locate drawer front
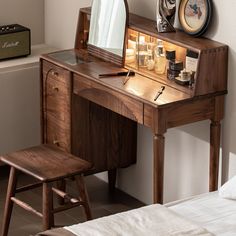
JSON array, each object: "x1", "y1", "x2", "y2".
[
  {"x1": 44, "y1": 113, "x2": 71, "y2": 152},
  {"x1": 42, "y1": 60, "x2": 71, "y2": 87},
  {"x1": 44, "y1": 76, "x2": 71, "y2": 122},
  {"x1": 41, "y1": 60, "x2": 71, "y2": 151},
  {"x1": 73, "y1": 74, "x2": 143, "y2": 123},
  {"x1": 42, "y1": 60, "x2": 71, "y2": 122}
]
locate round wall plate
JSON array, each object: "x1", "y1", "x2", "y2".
[{"x1": 178, "y1": 0, "x2": 212, "y2": 37}]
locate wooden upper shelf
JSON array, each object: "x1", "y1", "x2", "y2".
[
  {"x1": 129, "y1": 14, "x2": 226, "y2": 52},
  {"x1": 80, "y1": 7, "x2": 227, "y2": 53},
  {"x1": 78, "y1": 7, "x2": 228, "y2": 97}
]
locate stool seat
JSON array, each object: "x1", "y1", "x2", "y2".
[
  {"x1": 1, "y1": 144, "x2": 92, "y2": 182},
  {"x1": 0, "y1": 144, "x2": 93, "y2": 236}
]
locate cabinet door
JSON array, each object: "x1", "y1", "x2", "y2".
[{"x1": 42, "y1": 60, "x2": 71, "y2": 152}]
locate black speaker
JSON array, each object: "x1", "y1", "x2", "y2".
[{"x1": 0, "y1": 24, "x2": 31, "y2": 60}]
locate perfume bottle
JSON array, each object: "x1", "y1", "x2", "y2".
[
  {"x1": 136, "y1": 35, "x2": 148, "y2": 67},
  {"x1": 154, "y1": 40, "x2": 166, "y2": 74},
  {"x1": 146, "y1": 49, "x2": 155, "y2": 71}
]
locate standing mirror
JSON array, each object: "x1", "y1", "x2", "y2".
[{"x1": 88, "y1": 0, "x2": 129, "y2": 65}]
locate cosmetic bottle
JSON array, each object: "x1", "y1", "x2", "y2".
[
  {"x1": 154, "y1": 40, "x2": 166, "y2": 74},
  {"x1": 136, "y1": 36, "x2": 148, "y2": 67}
]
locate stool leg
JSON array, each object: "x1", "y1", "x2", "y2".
[
  {"x1": 56, "y1": 179, "x2": 66, "y2": 205},
  {"x1": 1, "y1": 167, "x2": 18, "y2": 236},
  {"x1": 42, "y1": 182, "x2": 54, "y2": 230},
  {"x1": 75, "y1": 175, "x2": 92, "y2": 220}
]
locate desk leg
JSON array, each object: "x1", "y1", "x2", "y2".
[
  {"x1": 153, "y1": 134, "x2": 165, "y2": 204},
  {"x1": 108, "y1": 169, "x2": 117, "y2": 192},
  {"x1": 209, "y1": 120, "x2": 221, "y2": 191}
]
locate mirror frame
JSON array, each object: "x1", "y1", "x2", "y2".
[{"x1": 75, "y1": 0, "x2": 129, "y2": 67}]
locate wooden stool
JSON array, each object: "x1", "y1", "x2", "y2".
[{"x1": 0, "y1": 144, "x2": 92, "y2": 236}]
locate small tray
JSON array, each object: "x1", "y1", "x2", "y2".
[{"x1": 174, "y1": 76, "x2": 190, "y2": 86}]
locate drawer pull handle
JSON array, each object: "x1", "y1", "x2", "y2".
[
  {"x1": 53, "y1": 140, "x2": 60, "y2": 146},
  {"x1": 52, "y1": 86, "x2": 59, "y2": 92},
  {"x1": 51, "y1": 71, "x2": 59, "y2": 77}
]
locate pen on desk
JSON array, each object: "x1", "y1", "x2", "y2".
[
  {"x1": 123, "y1": 70, "x2": 132, "y2": 85},
  {"x1": 154, "y1": 86, "x2": 165, "y2": 101},
  {"x1": 99, "y1": 70, "x2": 135, "y2": 78}
]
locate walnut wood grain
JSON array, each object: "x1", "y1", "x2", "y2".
[
  {"x1": 42, "y1": 60, "x2": 71, "y2": 87},
  {"x1": 39, "y1": 5, "x2": 228, "y2": 204},
  {"x1": 73, "y1": 74, "x2": 143, "y2": 123},
  {"x1": 128, "y1": 13, "x2": 226, "y2": 51},
  {"x1": 88, "y1": 44, "x2": 124, "y2": 67},
  {"x1": 209, "y1": 96, "x2": 224, "y2": 191},
  {"x1": 75, "y1": 175, "x2": 92, "y2": 220},
  {"x1": 74, "y1": 9, "x2": 90, "y2": 49},
  {"x1": 44, "y1": 113, "x2": 71, "y2": 152},
  {"x1": 78, "y1": 7, "x2": 226, "y2": 51},
  {"x1": 42, "y1": 60, "x2": 72, "y2": 152},
  {"x1": 210, "y1": 121, "x2": 221, "y2": 191},
  {"x1": 71, "y1": 95, "x2": 137, "y2": 174},
  {"x1": 153, "y1": 134, "x2": 165, "y2": 204},
  {"x1": 42, "y1": 182, "x2": 54, "y2": 230},
  {"x1": 0, "y1": 145, "x2": 93, "y2": 232},
  {"x1": 1, "y1": 167, "x2": 17, "y2": 236},
  {"x1": 76, "y1": 7, "x2": 228, "y2": 97},
  {"x1": 0, "y1": 145, "x2": 92, "y2": 182},
  {"x1": 194, "y1": 47, "x2": 228, "y2": 96}
]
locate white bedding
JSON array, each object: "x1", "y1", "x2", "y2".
[
  {"x1": 64, "y1": 191, "x2": 236, "y2": 236},
  {"x1": 169, "y1": 191, "x2": 236, "y2": 236},
  {"x1": 65, "y1": 204, "x2": 213, "y2": 236}
]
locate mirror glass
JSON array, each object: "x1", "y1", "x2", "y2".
[{"x1": 88, "y1": 0, "x2": 127, "y2": 57}]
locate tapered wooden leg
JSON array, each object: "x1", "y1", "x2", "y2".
[
  {"x1": 56, "y1": 179, "x2": 66, "y2": 205},
  {"x1": 153, "y1": 134, "x2": 165, "y2": 204},
  {"x1": 42, "y1": 182, "x2": 54, "y2": 230},
  {"x1": 210, "y1": 121, "x2": 221, "y2": 191},
  {"x1": 1, "y1": 167, "x2": 18, "y2": 236},
  {"x1": 75, "y1": 175, "x2": 92, "y2": 220},
  {"x1": 108, "y1": 169, "x2": 117, "y2": 192}
]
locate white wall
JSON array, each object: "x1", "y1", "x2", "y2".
[
  {"x1": 0, "y1": 0, "x2": 44, "y2": 45},
  {"x1": 0, "y1": 64, "x2": 41, "y2": 155},
  {"x1": 45, "y1": 0, "x2": 92, "y2": 49},
  {"x1": 44, "y1": 0, "x2": 235, "y2": 204}
]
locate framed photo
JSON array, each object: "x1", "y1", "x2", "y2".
[{"x1": 178, "y1": 0, "x2": 212, "y2": 37}]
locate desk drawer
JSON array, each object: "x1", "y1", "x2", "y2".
[
  {"x1": 44, "y1": 75, "x2": 71, "y2": 122},
  {"x1": 42, "y1": 60, "x2": 70, "y2": 87},
  {"x1": 42, "y1": 60, "x2": 71, "y2": 123},
  {"x1": 44, "y1": 113, "x2": 71, "y2": 152},
  {"x1": 73, "y1": 74, "x2": 143, "y2": 123}
]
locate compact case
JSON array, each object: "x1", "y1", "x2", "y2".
[{"x1": 0, "y1": 24, "x2": 31, "y2": 60}]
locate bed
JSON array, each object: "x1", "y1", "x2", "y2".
[{"x1": 37, "y1": 186, "x2": 236, "y2": 236}]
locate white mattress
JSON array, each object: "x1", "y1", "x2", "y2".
[{"x1": 169, "y1": 191, "x2": 236, "y2": 236}]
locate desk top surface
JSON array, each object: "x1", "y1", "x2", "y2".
[{"x1": 41, "y1": 49, "x2": 223, "y2": 108}]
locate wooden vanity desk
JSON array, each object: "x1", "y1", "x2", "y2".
[{"x1": 40, "y1": 8, "x2": 228, "y2": 204}]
